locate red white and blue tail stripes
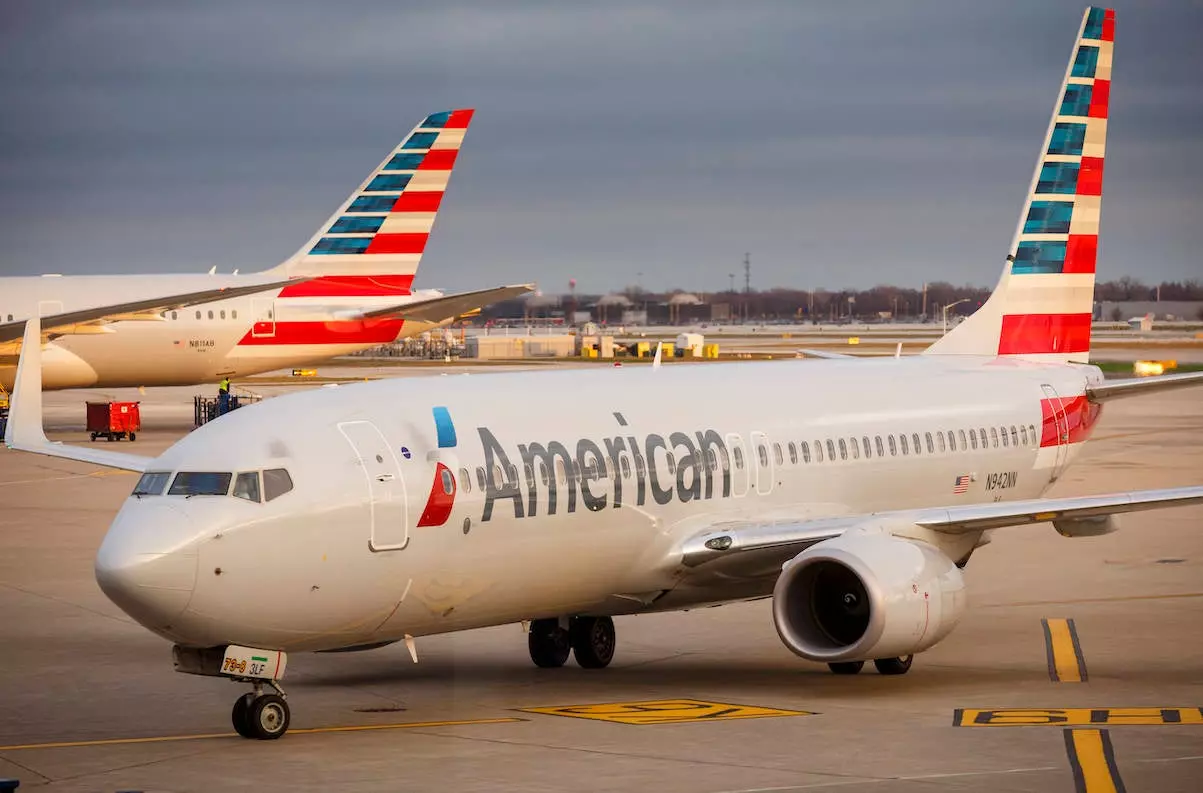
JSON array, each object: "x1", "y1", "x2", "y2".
[
  {"x1": 926, "y1": 8, "x2": 1113, "y2": 363},
  {"x1": 281, "y1": 109, "x2": 473, "y2": 284}
]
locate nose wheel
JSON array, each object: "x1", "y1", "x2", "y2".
[{"x1": 231, "y1": 682, "x2": 290, "y2": 740}]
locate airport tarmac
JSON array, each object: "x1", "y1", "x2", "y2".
[{"x1": 1, "y1": 364, "x2": 1201, "y2": 792}]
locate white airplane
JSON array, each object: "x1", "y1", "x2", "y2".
[
  {"x1": 7, "y1": 6, "x2": 1203, "y2": 742},
  {"x1": 0, "y1": 108, "x2": 533, "y2": 391}
]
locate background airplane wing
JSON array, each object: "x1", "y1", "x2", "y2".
[
  {"x1": 673, "y1": 486, "x2": 1203, "y2": 580},
  {"x1": 1086, "y1": 371, "x2": 1203, "y2": 402},
  {"x1": 360, "y1": 284, "x2": 535, "y2": 323},
  {"x1": 0, "y1": 278, "x2": 305, "y2": 354}
]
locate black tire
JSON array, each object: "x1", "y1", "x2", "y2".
[
  {"x1": 528, "y1": 619, "x2": 571, "y2": 668},
  {"x1": 571, "y1": 616, "x2": 616, "y2": 669},
  {"x1": 90, "y1": 433, "x2": 97, "y2": 442},
  {"x1": 248, "y1": 694, "x2": 290, "y2": 740},
  {"x1": 231, "y1": 693, "x2": 256, "y2": 739},
  {"x1": 828, "y1": 661, "x2": 865, "y2": 675},
  {"x1": 874, "y1": 656, "x2": 914, "y2": 676},
  {"x1": 129, "y1": 432, "x2": 136, "y2": 441}
]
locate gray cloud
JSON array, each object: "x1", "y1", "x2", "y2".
[{"x1": 1, "y1": 0, "x2": 1199, "y2": 292}]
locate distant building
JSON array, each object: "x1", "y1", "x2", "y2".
[{"x1": 1094, "y1": 301, "x2": 1203, "y2": 322}]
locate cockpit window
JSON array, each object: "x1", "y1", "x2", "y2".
[
  {"x1": 132, "y1": 471, "x2": 171, "y2": 496},
  {"x1": 262, "y1": 468, "x2": 293, "y2": 502},
  {"x1": 233, "y1": 471, "x2": 261, "y2": 503},
  {"x1": 169, "y1": 472, "x2": 232, "y2": 496}
]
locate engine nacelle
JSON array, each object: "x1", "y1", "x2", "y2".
[{"x1": 772, "y1": 532, "x2": 967, "y2": 663}]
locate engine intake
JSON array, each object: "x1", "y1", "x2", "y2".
[{"x1": 772, "y1": 532, "x2": 966, "y2": 663}]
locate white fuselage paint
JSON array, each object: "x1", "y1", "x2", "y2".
[
  {"x1": 102, "y1": 355, "x2": 1103, "y2": 653},
  {"x1": 0, "y1": 274, "x2": 443, "y2": 390}
]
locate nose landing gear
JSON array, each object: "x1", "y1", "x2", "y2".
[
  {"x1": 173, "y1": 644, "x2": 293, "y2": 740},
  {"x1": 231, "y1": 681, "x2": 291, "y2": 740}
]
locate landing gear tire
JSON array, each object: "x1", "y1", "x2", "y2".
[
  {"x1": 828, "y1": 661, "x2": 864, "y2": 675},
  {"x1": 571, "y1": 616, "x2": 615, "y2": 669},
  {"x1": 874, "y1": 655, "x2": 914, "y2": 676},
  {"x1": 231, "y1": 693, "x2": 256, "y2": 738},
  {"x1": 528, "y1": 619, "x2": 571, "y2": 668},
  {"x1": 247, "y1": 694, "x2": 290, "y2": 740}
]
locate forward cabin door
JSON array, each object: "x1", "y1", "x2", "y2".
[
  {"x1": 338, "y1": 420, "x2": 409, "y2": 551},
  {"x1": 1040, "y1": 384, "x2": 1070, "y2": 481},
  {"x1": 750, "y1": 431, "x2": 774, "y2": 496}
]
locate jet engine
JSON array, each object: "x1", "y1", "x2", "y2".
[{"x1": 772, "y1": 532, "x2": 967, "y2": 663}]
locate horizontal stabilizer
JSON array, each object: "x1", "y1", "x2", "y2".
[
  {"x1": 361, "y1": 284, "x2": 535, "y2": 323},
  {"x1": 3, "y1": 316, "x2": 151, "y2": 472},
  {"x1": 1086, "y1": 371, "x2": 1203, "y2": 402}
]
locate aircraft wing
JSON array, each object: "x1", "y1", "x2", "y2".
[
  {"x1": 4, "y1": 316, "x2": 153, "y2": 472},
  {"x1": 1086, "y1": 371, "x2": 1203, "y2": 402},
  {"x1": 0, "y1": 278, "x2": 304, "y2": 354},
  {"x1": 675, "y1": 486, "x2": 1203, "y2": 579},
  {"x1": 360, "y1": 284, "x2": 535, "y2": 323},
  {"x1": 798, "y1": 349, "x2": 857, "y2": 360}
]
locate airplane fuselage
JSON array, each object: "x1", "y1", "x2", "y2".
[
  {"x1": 100, "y1": 355, "x2": 1104, "y2": 653},
  {"x1": 0, "y1": 273, "x2": 444, "y2": 389}
]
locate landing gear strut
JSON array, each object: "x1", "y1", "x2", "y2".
[
  {"x1": 231, "y1": 680, "x2": 291, "y2": 740},
  {"x1": 527, "y1": 616, "x2": 616, "y2": 669}
]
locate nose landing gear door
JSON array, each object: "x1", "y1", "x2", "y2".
[{"x1": 338, "y1": 421, "x2": 409, "y2": 551}]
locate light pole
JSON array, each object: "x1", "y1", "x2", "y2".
[{"x1": 942, "y1": 298, "x2": 970, "y2": 335}]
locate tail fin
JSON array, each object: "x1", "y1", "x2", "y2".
[
  {"x1": 266, "y1": 109, "x2": 474, "y2": 292},
  {"x1": 925, "y1": 8, "x2": 1114, "y2": 363}
]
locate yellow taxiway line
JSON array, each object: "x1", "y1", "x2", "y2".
[
  {"x1": 1043, "y1": 618, "x2": 1089, "y2": 683},
  {"x1": 1064, "y1": 729, "x2": 1126, "y2": 792},
  {"x1": 0, "y1": 717, "x2": 524, "y2": 752}
]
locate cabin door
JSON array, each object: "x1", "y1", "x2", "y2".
[{"x1": 339, "y1": 420, "x2": 409, "y2": 551}]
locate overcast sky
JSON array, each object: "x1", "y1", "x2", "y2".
[{"x1": 1, "y1": 1, "x2": 1199, "y2": 294}]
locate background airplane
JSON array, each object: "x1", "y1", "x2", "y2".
[
  {"x1": 7, "y1": 6, "x2": 1203, "y2": 743},
  {"x1": 0, "y1": 108, "x2": 532, "y2": 390}
]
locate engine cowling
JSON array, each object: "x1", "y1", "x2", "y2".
[{"x1": 772, "y1": 532, "x2": 967, "y2": 663}]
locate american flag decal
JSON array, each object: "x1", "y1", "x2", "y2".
[{"x1": 953, "y1": 475, "x2": 971, "y2": 494}]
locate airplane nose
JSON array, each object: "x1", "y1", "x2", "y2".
[{"x1": 95, "y1": 503, "x2": 199, "y2": 629}]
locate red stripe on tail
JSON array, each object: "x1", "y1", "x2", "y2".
[
  {"x1": 390, "y1": 192, "x2": 444, "y2": 213},
  {"x1": 1088, "y1": 80, "x2": 1110, "y2": 118},
  {"x1": 998, "y1": 313, "x2": 1091, "y2": 355},
  {"x1": 1063, "y1": 235, "x2": 1098, "y2": 274},
  {"x1": 445, "y1": 109, "x2": 474, "y2": 129},
  {"x1": 365, "y1": 233, "x2": 429, "y2": 255},
  {"x1": 419, "y1": 150, "x2": 458, "y2": 170},
  {"x1": 1076, "y1": 157, "x2": 1105, "y2": 197},
  {"x1": 277, "y1": 275, "x2": 414, "y2": 298}
]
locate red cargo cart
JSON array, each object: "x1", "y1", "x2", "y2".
[{"x1": 87, "y1": 401, "x2": 141, "y2": 441}]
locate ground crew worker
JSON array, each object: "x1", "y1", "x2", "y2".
[{"x1": 217, "y1": 376, "x2": 231, "y2": 415}]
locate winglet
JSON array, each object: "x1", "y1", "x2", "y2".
[
  {"x1": 652, "y1": 342, "x2": 663, "y2": 369},
  {"x1": 5, "y1": 315, "x2": 48, "y2": 450},
  {"x1": 5, "y1": 316, "x2": 150, "y2": 472}
]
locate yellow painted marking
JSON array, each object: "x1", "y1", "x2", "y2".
[
  {"x1": 954, "y1": 708, "x2": 1203, "y2": 727},
  {"x1": 520, "y1": 699, "x2": 814, "y2": 725},
  {"x1": 1043, "y1": 618, "x2": 1087, "y2": 682},
  {"x1": 1064, "y1": 729, "x2": 1126, "y2": 793},
  {"x1": 0, "y1": 717, "x2": 523, "y2": 751}
]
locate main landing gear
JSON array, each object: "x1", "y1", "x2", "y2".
[
  {"x1": 528, "y1": 616, "x2": 616, "y2": 669},
  {"x1": 827, "y1": 655, "x2": 914, "y2": 676}
]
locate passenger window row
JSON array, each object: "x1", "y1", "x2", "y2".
[
  {"x1": 158, "y1": 309, "x2": 250, "y2": 321},
  {"x1": 451, "y1": 419, "x2": 1038, "y2": 491}
]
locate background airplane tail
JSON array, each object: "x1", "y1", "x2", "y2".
[
  {"x1": 924, "y1": 7, "x2": 1114, "y2": 363},
  {"x1": 266, "y1": 109, "x2": 474, "y2": 293}
]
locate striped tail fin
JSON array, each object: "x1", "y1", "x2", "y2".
[
  {"x1": 267, "y1": 108, "x2": 474, "y2": 293},
  {"x1": 925, "y1": 8, "x2": 1114, "y2": 363}
]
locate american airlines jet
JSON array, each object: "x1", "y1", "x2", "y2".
[
  {"x1": 0, "y1": 108, "x2": 532, "y2": 391},
  {"x1": 7, "y1": 7, "x2": 1203, "y2": 742}
]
